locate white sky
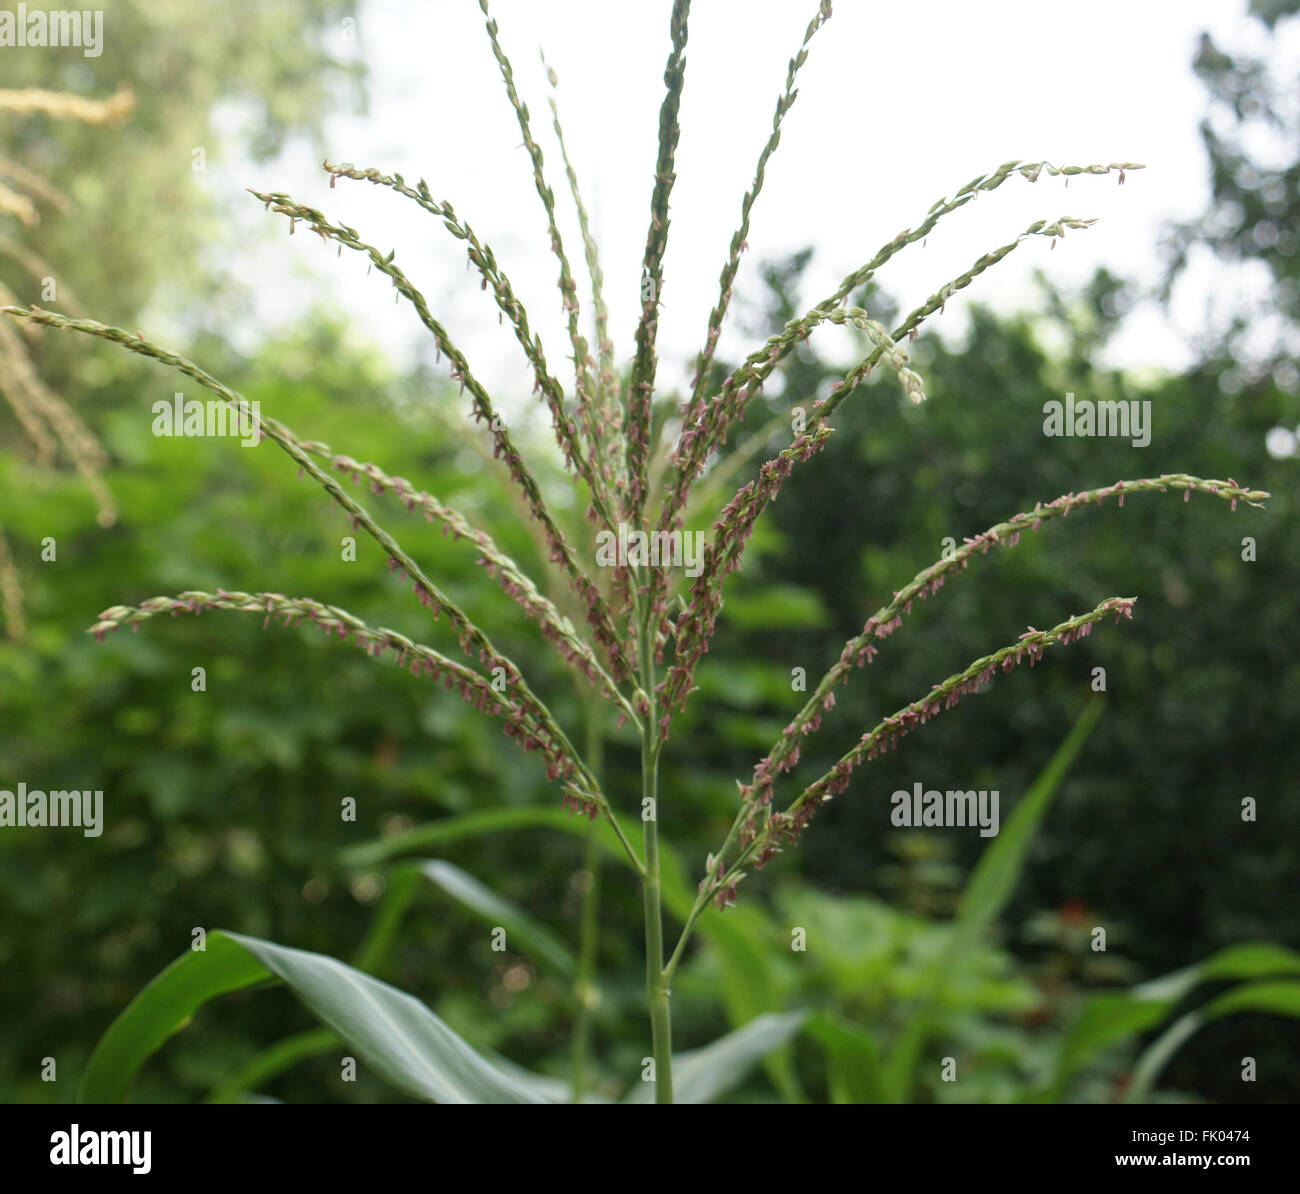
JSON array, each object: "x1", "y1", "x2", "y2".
[{"x1": 206, "y1": 0, "x2": 1281, "y2": 410}]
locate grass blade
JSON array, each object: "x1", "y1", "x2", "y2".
[
  {"x1": 624, "y1": 1010, "x2": 806, "y2": 1104},
  {"x1": 82, "y1": 931, "x2": 549, "y2": 1104},
  {"x1": 79, "y1": 933, "x2": 274, "y2": 1103},
  {"x1": 418, "y1": 859, "x2": 577, "y2": 978}
]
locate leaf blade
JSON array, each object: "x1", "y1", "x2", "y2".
[
  {"x1": 222, "y1": 932, "x2": 546, "y2": 1103},
  {"x1": 624, "y1": 1011, "x2": 808, "y2": 1104},
  {"x1": 81, "y1": 931, "x2": 547, "y2": 1104},
  {"x1": 417, "y1": 860, "x2": 576, "y2": 978},
  {"x1": 79, "y1": 934, "x2": 273, "y2": 1103}
]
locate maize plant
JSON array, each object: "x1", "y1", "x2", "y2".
[
  {"x1": 0, "y1": 83, "x2": 135, "y2": 641},
  {"x1": 5, "y1": 0, "x2": 1272, "y2": 1105}
]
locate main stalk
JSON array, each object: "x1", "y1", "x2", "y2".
[{"x1": 637, "y1": 588, "x2": 673, "y2": 1103}]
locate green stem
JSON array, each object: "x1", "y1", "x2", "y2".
[
  {"x1": 636, "y1": 587, "x2": 673, "y2": 1103},
  {"x1": 663, "y1": 801, "x2": 749, "y2": 985},
  {"x1": 571, "y1": 697, "x2": 604, "y2": 1102},
  {"x1": 601, "y1": 804, "x2": 646, "y2": 876}
]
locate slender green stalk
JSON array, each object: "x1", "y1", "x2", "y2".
[
  {"x1": 662, "y1": 798, "x2": 749, "y2": 986},
  {"x1": 571, "y1": 696, "x2": 605, "y2": 1102},
  {"x1": 603, "y1": 808, "x2": 645, "y2": 878},
  {"x1": 635, "y1": 595, "x2": 672, "y2": 1103}
]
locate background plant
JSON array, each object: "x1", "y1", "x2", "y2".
[{"x1": 0, "y1": 82, "x2": 133, "y2": 640}]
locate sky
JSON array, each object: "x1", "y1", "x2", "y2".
[{"x1": 209, "y1": 0, "x2": 1281, "y2": 418}]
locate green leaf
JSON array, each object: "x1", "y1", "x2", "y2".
[
  {"x1": 721, "y1": 584, "x2": 827, "y2": 630},
  {"x1": 699, "y1": 911, "x2": 777, "y2": 1026},
  {"x1": 625, "y1": 1011, "x2": 808, "y2": 1104},
  {"x1": 417, "y1": 860, "x2": 576, "y2": 978},
  {"x1": 697, "y1": 908, "x2": 804, "y2": 1101},
  {"x1": 952, "y1": 698, "x2": 1105, "y2": 951},
  {"x1": 1197, "y1": 943, "x2": 1300, "y2": 984},
  {"x1": 204, "y1": 866, "x2": 431, "y2": 1104},
  {"x1": 885, "y1": 699, "x2": 1104, "y2": 1101},
  {"x1": 222, "y1": 932, "x2": 546, "y2": 1103},
  {"x1": 341, "y1": 805, "x2": 637, "y2": 871},
  {"x1": 82, "y1": 931, "x2": 546, "y2": 1104},
  {"x1": 1128, "y1": 942, "x2": 1300, "y2": 1006},
  {"x1": 204, "y1": 1029, "x2": 337, "y2": 1105},
  {"x1": 1035, "y1": 991, "x2": 1176, "y2": 1103},
  {"x1": 1204, "y1": 979, "x2": 1300, "y2": 1019},
  {"x1": 486, "y1": 1052, "x2": 613, "y2": 1104},
  {"x1": 807, "y1": 1014, "x2": 885, "y2": 1104},
  {"x1": 1124, "y1": 981, "x2": 1300, "y2": 1102},
  {"x1": 80, "y1": 933, "x2": 273, "y2": 1103},
  {"x1": 1120, "y1": 1011, "x2": 1202, "y2": 1104},
  {"x1": 1045, "y1": 947, "x2": 1300, "y2": 1101},
  {"x1": 351, "y1": 864, "x2": 423, "y2": 973}
]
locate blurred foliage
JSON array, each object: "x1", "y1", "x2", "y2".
[
  {"x1": 1164, "y1": 0, "x2": 1299, "y2": 371},
  {"x1": 0, "y1": 0, "x2": 364, "y2": 333}
]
